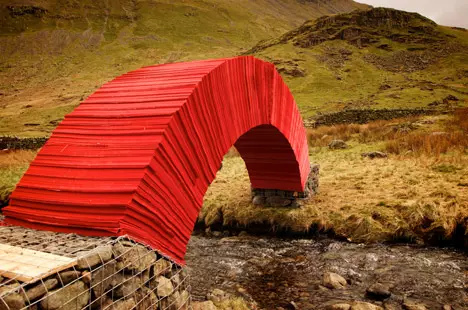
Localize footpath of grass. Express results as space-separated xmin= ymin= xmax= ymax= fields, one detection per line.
xmin=201 ymin=111 xmax=468 ymax=246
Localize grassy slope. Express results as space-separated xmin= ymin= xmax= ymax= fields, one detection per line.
xmin=249 ymin=8 xmax=468 ymax=118
xmin=0 ymin=0 xmax=367 ymax=137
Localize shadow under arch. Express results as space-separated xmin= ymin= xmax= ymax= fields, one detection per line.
xmin=4 ymin=56 xmax=310 ymax=264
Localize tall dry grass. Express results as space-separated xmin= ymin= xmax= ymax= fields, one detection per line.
xmin=384 ymin=108 xmax=468 ymax=157
xmin=307 ymin=110 xmax=468 ymax=157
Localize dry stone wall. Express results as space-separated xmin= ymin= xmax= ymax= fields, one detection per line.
xmin=251 ymin=164 xmax=319 ymax=207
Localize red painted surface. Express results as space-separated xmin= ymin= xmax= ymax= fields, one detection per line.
xmin=3 ymin=56 xmax=310 ymax=264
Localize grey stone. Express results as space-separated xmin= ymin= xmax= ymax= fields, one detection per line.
xmin=40 ymin=281 xmax=89 ymax=310
xmin=135 ymin=288 xmax=157 ymax=310
xmin=329 ymin=140 xmax=348 ymax=149
xmin=366 ymin=283 xmax=391 ymax=300
xmin=26 ymin=278 xmax=59 ymax=301
xmin=76 ymin=246 xmax=113 ymax=269
xmin=113 ymin=243 xmax=156 ymax=272
xmin=91 ymin=261 xmax=116 ymax=298
xmin=58 ymin=271 xmax=80 ymax=286
xmin=361 ymin=151 xmax=388 ymax=159
xmin=351 ymin=301 xmax=384 ymax=310
xmin=156 ymin=276 xmax=173 ymax=297
xmin=153 ymin=259 xmax=172 ymax=277
xmin=0 ymin=285 xmax=25 ymax=310
xmin=177 ymin=290 xmax=190 ymax=310
xmin=265 ymin=196 xmax=292 ymax=207
xmin=252 ymin=195 xmax=265 ymax=205
xmin=192 ymin=301 xmax=218 ymax=310
xmin=112 ymin=298 xmax=136 ymax=310
xmin=323 ymin=272 xmax=347 ymax=289
xmin=112 ymin=274 xmax=142 ymax=299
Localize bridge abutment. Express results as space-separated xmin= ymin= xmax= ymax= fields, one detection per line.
xmin=251 ymin=163 xmax=319 ymax=207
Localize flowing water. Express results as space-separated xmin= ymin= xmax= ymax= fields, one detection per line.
xmin=186 ymin=234 xmax=467 ymax=309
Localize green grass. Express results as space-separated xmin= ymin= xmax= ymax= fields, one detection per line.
xmin=0 ymin=0 xmax=366 ymax=137
xmin=0 ymin=150 xmax=37 ymax=204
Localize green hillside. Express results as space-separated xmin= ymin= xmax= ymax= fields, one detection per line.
xmin=0 ymin=0 xmax=367 ymax=136
xmin=248 ymin=7 xmax=468 ymax=120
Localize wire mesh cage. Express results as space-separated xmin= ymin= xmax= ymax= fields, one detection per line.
xmin=0 ymin=219 xmax=191 ymax=310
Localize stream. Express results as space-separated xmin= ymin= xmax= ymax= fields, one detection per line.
xmin=186 ymin=234 xmax=467 ymax=309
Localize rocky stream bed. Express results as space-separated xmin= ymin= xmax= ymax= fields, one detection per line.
xmin=186 ymin=234 xmax=467 ymax=310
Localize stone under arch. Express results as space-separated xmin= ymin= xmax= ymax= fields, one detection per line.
xmin=4 ymin=56 xmax=310 ymax=264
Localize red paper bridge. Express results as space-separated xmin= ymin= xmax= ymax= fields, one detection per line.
xmin=3 ymin=56 xmax=310 ymax=264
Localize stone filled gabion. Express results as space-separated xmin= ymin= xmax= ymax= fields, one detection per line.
xmin=251 ymin=163 xmax=319 ymax=207
xmin=0 ymin=224 xmax=191 ymax=310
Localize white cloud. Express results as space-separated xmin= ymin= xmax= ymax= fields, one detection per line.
xmin=357 ymin=0 xmax=468 ymax=28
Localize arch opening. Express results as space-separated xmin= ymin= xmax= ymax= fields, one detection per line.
xmin=3 ymin=56 xmax=310 ymax=264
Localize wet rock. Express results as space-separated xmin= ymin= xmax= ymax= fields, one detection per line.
xmin=366 ymin=283 xmax=391 ymax=300
xmin=361 ymin=151 xmax=388 ymax=159
xmin=76 ymin=246 xmax=113 ymax=269
xmin=323 ymin=272 xmax=347 ymax=289
xmin=402 ymin=301 xmax=427 ymax=310
xmin=40 ymin=281 xmax=89 ymax=310
xmin=207 ymin=288 xmax=230 ymax=303
xmin=327 ymin=303 xmax=351 ymax=310
xmin=252 ymin=196 xmax=266 ymax=205
xmin=26 ymin=278 xmax=58 ymax=301
xmin=351 ymin=301 xmax=384 ymax=310
xmin=0 ymin=284 xmax=25 ymax=310
xmin=112 ymin=298 xmax=136 ymax=310
xmin=192 ymin=301 xmax=218 ymax=310
xmin=329 ymin=140 xmax=348 ymax=149
xmin=58 ymin=271 xmax=80 ymax=286
xmin=156 ymin=276 xmax=174 ymax=297
xmin=113 ymin=243 xmax=156 ymax=272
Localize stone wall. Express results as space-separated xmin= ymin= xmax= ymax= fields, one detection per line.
xmin=0 ymin=224 xmax=190 ymax=310
xmin=306 ymin=108 xmax=437 ymax=127
xmin=0 ymin=136 xmax=48 ymax=150
xmin=251 ymin=164 xmax=319 ymax=207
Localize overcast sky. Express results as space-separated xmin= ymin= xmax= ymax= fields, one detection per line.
xmin=357 ymin=0 xmax=468 ymax=28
